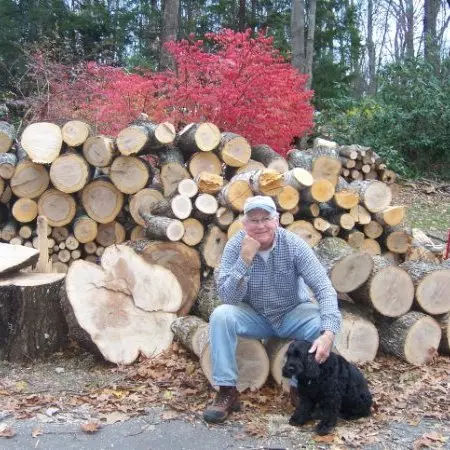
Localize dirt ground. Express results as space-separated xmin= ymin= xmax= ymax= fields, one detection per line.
xmin=0 ymin=180 xmax=449 ymax=448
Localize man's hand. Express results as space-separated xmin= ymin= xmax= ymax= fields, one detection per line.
xmin=240 ymin=235 xmax=261 ymax=265
xmin=309 ymin=331 xmax=334 ymax=364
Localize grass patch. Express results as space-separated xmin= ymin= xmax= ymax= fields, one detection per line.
xmin=405 ymin=201 xmax=450 ymax=231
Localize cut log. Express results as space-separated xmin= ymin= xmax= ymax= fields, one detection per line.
xmin=190 ymin=272 xmax=222 ymax=322
xmin=216 ymin=132 xmax=251 ymax=167
xmin=177 ymin=178 xmax=198 ymax=198
xmin=280 ymin=211 xmax=295 ymax=226
xmin=0 ymin=153 xmax=17 ymax=179
xmin=377 ymin=311 xmax=441 ymax=365
xmin=399 ymin=261 xmax=450 ymax=315
xmin=37 ymin=189 xmax=76 ymax=227
xmin=310 ymin=150 xmax=342 ymax=186
xmin=116 ymin=121 xmax=176 ymax=155
xmin=11 ymin=197 xmax=38 ymax=223
xmin=18 ymin=225 xmax=33 ymax=239
xmin=338 ymin=145 xmax=358 ymax=160
xmin=359 ymin=238 xmax=381 ymax=256
xmin=160 ymin=162 xmax=190 ymax=198
xmin=110 ymin=156 xmax=149 ymax=194
xmin=283 ymin=168 xmax=314 ymax=191
xmin=313 ymin=138 xmax=338 ymax=150
xmin=65 ymin=234 xmax=79 ymax=251
xmin=314 ymin=237 xmax=354 ymax=275
xmin=50 ymin=152 xmax=91 ymax=193
xmin=73 ymin=215 xmax=98 ymax=244
xmin=286 ymin=220 xmax=322 ymax=247
xmin=0 ymin=184 xmax=12 ymax=204
xmin=96 ymin=221 xmax=126 ymax=247
xmin=233 ymin=169 xmax=284 ymax=196
xmin=177 ymin=123 xmax=221 ymax=153
xmin=218 ymin=178 xmax=253 ymax=212
xmin=82 ymin=180 xmax=124 ymax=224
xmin=274 ymin=185 xmax=299 ymax=211
xmin=382 ymin=227 xmax=412 ymax=254
xmin=61 ymin=120 xmax=92 ymax=147
xmin=129 ymin=188 xmax=164 ymax=226
xmin=195 ymin=172 xmax=224 ymax=194
xmin=52 ymin=226 xmax=69 ymax=243
xmin=187 ymin=151 xmax=222 ymax=178
xmin=340 ymin=229 xmax=365 ymax=249
xmin=9 ymin=237 xmax=22 ymax=245
xmin=82 ymin=135 xmax=116 ymax=167
xmin=227 ymin=218 xmax=244 ymax=239
xmin=335 ymin=301 xmax=379 ymax=363
xmin=10 ymin=160 xmax=49 ymax=198
xmin=405 ymin=245 xmax=440 ymax=264
xmin=200 ymin=337 xmax=270 ymax=392
xmin=214 ymin=207 xmax=235 ymax=231
xmin=350 ymin=256 xmax=414 ymax=317
xmin=251 ymin=144 xmax=289 ymax=173
xmin=125 ymin=240 xmax=201 ymax=316
xmin=200 ymin=225 xmax=228 ymax=268
xmin=171 ymin=315 xmax=209 ymax=356
xmin=195 ymin=193 xmax=219 ymax=216
xmin=378 ymin=169 xmax=396 ymax=184
xmin=234 ymin=159 xmax=266 ymax=174
xmin=58 ymin=249 xmax=71 ymax=263
xmin=0 ymin=243 xmax=39 ymax=274
xmin=363 ymin=221 xmax=384 ymax=239
xmin=349 ymin=180 xmax=392 ymax=213
xmin=349 ymin=205 xmax=371 ymax=225
xmin=330 ymin=252 xmax=374 ymax=293
xmin=374 ymin=206 xmax=405 ymax=227
xmin=20 ymin=122 xmax=62 ymax=163
xmin=287 ymin=149 xmax=313 ymax=171
xmin=0 ymin=272 xmax=66 ymax=361
xmin=265 ymin=338 xmax=293 ymax=392
xmin=84 ymin=241 xmax=98 ymax=255
xmin=0 ymin=122 xmax=15 ymax=152
xmin=1 ymin=220 xmax=17 ymax=241
xmin=151 ymin=195 xmax=193 ymax=220
xmin=437 ymin=313 xmax=450 ymax=354
xmin=182 ymin=218 xmax=204 ymax=246
xmin=327 ymin=213 xmax=355 ymax=230
xmin=141 ymin=213 xmax=184 ymax=242
xmin=65 ymin=256 xmax=181 ymax=364
xmin=301 ymin=179 xmax=335 ymax=203
xmin=296 ymin=202 xmax=320 ymax=218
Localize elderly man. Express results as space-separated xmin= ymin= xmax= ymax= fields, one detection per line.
xmin=203 ymin=195 xmax=341 ymax=424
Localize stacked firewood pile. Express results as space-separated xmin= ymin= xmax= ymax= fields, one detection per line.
xmin=0 ymin=119 xmax=448 ymax=393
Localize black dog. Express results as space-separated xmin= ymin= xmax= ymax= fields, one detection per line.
xmin=282 ymin=340 xmax=372 ymax=435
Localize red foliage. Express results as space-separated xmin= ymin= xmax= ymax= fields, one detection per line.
xmin=28 ymin=30 xmax=314 ymax=154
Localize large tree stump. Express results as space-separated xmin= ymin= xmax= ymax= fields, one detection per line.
xmin=335 ymin=301 xmax=379 ymax=363
xmin=0 ymin=243 xmax=39 ymax=274
xmin=350 ymin=256 xmax=414 ymax=317
xmin=0 ymin=272 xmax=67 ymax=361
xmin=377 ymin=311 xmax=441 ymax=365
xmin=399 ymin=261 xmax=450 ymax=315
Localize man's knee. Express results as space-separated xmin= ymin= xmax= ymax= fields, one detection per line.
xmin=210 ymin=304 xmax=238 ymax=327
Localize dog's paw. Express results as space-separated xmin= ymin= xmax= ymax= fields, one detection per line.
xmin=289 ymin=415 xmax=308 ymax=427
xmin=315 ymin=421 xmax=334 ymax=435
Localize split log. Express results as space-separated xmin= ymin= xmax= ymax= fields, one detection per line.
xmin=61 ymin=120 xmax=92 ymax=147
xmin=110 ymin=156 xmax=149 ymax=194
xmin=286 ymin=221 xmax=322 ymax=247
xmin=129 ymin=188 xmax=164 ymax=226
xmin=190 ymin=273 xmax=221 ymax=322
xmin=187 ymin=152 xmax=222 ymax=178
xmin=350 ymin=256 xmax=414 ymax=317
xmin=218 ymin=178 xmax=253 ymax=212
xmin=265 ymin=338 xmax=293 ymax=392
xmin=82 ymin=136 xmax=116 ymax=167
xmin=0 ymin=272 xmax=67 ymax=361
xmin=10 ymin=160 xmax=50 ymax=198
xmin=216 ymin=132 xmax=251 ymax=167
xmin=170 ymin=315 xmax=209 ymax=356
xmin=0 ymin=243 xmax=39 ymax=274
xmin=377 ymin=311 xmax=441 ymax=365
xmin=49 ymin=152 xmax=91 ymax=193
xmin=195 ymin=172 xmax=224 ymax=195
xmin=334 ymin=301 xmax=379 ymax=363
xmin=437 ymin=313 xmax=450 ymax=354
xmin=177 ymin=123 xmax=221 ymax=153
xmin=116 ymin=121 xmax=176 ymax=155
xmin=233 ymin=169 xmax=284 ymax=196
xmin=125 ymin=240 xmax=201 ymax=316
xmin=182 ymin=218 xmax=204 ymax=246
xmin=200 ymin=337 xmax=270 ymax=392
xmin=141 ymin=213 xmax=184 ymax=242
xmin=283 ymin=168 xmax=314 ymax=191
xmin=82 ymin=180 xmax=124 ymax=224
xmin=0 ymin=153 xmax=17 ymax=179
xmin=200 ymin=225 xmax=228 ymax=268
xmin=251 ymin=144 xmax=289 ymax=173
xmin=349 ymin=180 xmax=392 ymax=213
xmin=0 ymin=122 xmax=15 ymax=152
xmin=20 ymin=122 xmax=63 ymax=163
xmin=96 ymin=221 xmax=126 ymax=247
xmin=73 ymin=215 xmax=98 ymax=244
xmin=65 ymin=254 xmax=181 ymax=364
xmin=399 ymin=261 xmax=450 ymax=315
xmin=11 ymin=198 xmax=38 ymax=223
xmin=38 ymin=189 xmax=76 ymax=227
xmin=349 ymin=205 xmax=371 ymax=225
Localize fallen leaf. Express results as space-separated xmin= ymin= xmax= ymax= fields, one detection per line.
xmin=313 ymin=433 xmax=336 ymax=443
xmin=161 ymin=411 xmax=178 ymax=421
xmin=99 ymin=412 xmax=130 ymax=425
xmin=80 ymin=422 xmax=101 ymax=433
xmin=31 ymin=426 xmax=43 ymax=438
xmin=0 ymin=424 xmax=15 ymax=438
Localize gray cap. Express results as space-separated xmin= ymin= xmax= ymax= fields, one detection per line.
xmin=244 ymin=196 xmax=277 ymax=215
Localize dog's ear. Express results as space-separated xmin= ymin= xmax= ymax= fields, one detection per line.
xmin=305 ymin=352 xmax=321 ymax=378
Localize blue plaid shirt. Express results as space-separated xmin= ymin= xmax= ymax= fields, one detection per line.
xmin=217 ymin=227 xmax=341 ymax=334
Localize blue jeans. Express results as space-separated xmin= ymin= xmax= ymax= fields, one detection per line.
xmin=209 ymin=302 xmax=321 ymax=386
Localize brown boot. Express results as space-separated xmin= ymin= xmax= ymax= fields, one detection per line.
xmin=290 ymin=385 xmax=299 ymax=408
xmin=203 ymin=386 xmax=240 ymax=423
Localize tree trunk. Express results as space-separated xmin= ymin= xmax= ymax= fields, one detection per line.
xmin=423 ymin=0 xmax=440 ymax=72
xmin=159 ymin=0 xmax=180 ymax=70
xmin=304 ymin=0 xmax=316 ymax=90
xmin=291 ymin=0 xmax=306 ymax=73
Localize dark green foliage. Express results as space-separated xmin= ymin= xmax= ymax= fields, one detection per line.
xmin=317 ymin=59 xmax=450 ymax=180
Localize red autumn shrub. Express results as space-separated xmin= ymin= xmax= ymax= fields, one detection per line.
xmin=28 ymin=29 xmax=314 ymax=154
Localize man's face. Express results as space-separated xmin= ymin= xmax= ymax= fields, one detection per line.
xmin=243 ymin=209 xmax=278 ymax=249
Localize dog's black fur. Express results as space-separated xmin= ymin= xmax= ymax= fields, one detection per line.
xmin=282 ymin=340 xmax=372 ymax=435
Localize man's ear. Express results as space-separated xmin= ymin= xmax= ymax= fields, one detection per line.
xmin=305 ymin=352 xmax=321 ymax=378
